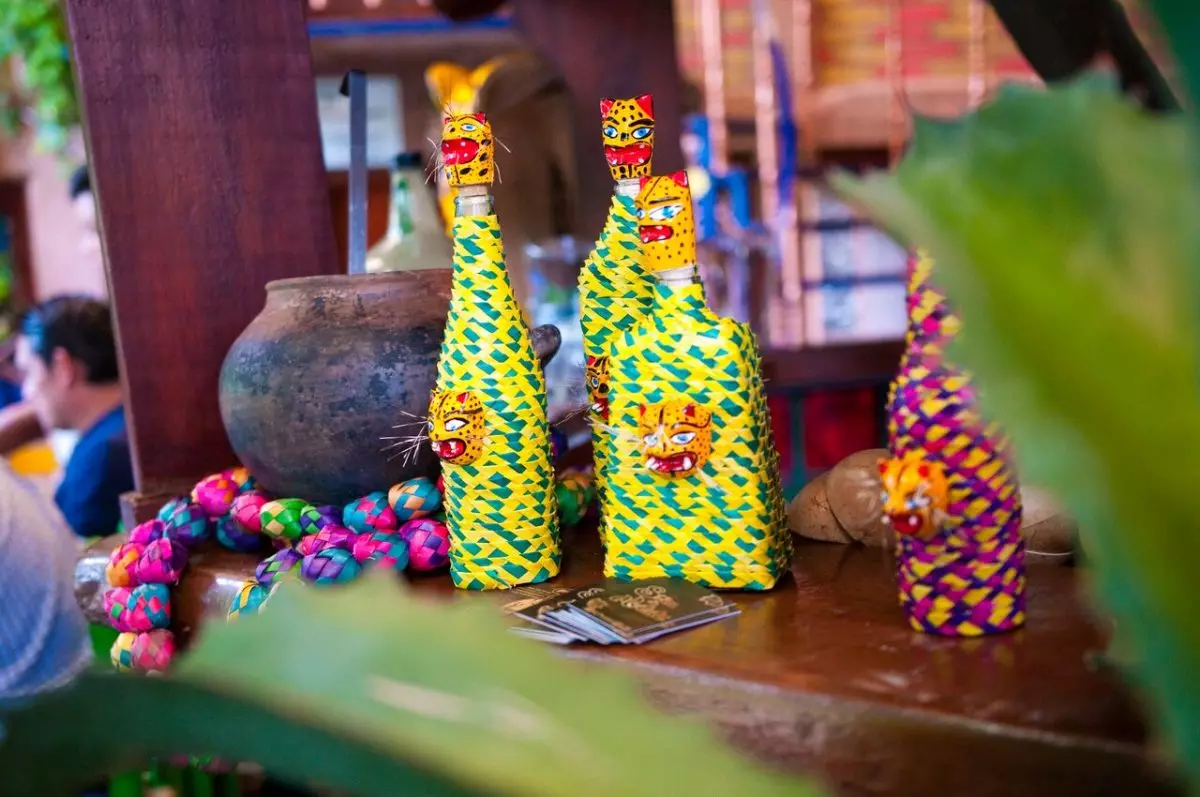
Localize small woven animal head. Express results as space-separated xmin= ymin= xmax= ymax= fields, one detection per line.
xmin=585 ymin=354 xmax=610 ymax=420
xmin=635 ymin=171 xmax=697 ymax=272
xmin=428 ymin=389 xmax=486 ymax=465
xmin=440 ymin=112 xmax=495 ymax=188
xmin=600 ymin=95 xmax=654 ymax=181
xmin=878 ymin=451 xmax=949 ymax=539
xmin=638 ymin=400 xmax=712 ymax=478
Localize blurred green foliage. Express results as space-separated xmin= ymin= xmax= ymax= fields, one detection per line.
xmin=0 ymin=0 xmax=77 ymax=152
xmin=0 ymin=574 xmax=821 ymax=796
xmin=833 ymin=65 xmax=1200 ymax=796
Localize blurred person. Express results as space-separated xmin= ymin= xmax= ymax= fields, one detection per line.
xmin=0 ymin=462 xmax=92 ymax=705
xmin=15 ymin=297 xmax=133 ymax=538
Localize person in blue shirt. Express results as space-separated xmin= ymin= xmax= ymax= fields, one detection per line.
xmin=14 ymin=297 xmax=133 ymax=538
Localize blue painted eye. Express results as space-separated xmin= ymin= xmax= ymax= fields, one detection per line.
xmin=445 ymin=418 xmax=467 ymax=432
xmin=670 ymin=432 xmax=696 ymax=445
xmin=632 ymin=126 xmax=652 ymax=140
xmin=647 ymin=203 xmax=682 ymax=222
xmin=637 ymin=208 xmax=645 ymax=219
xmin=461 ymin=123 xmax=477 ymax=132
xmin=603 ymin=125 xmax=618 ymax=138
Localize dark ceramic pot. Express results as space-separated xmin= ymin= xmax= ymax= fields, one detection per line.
xmin=219 ymin=271 xmax=560 ymax=506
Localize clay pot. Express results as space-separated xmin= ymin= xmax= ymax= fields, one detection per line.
xmin=219 ymin=271 xmax=560 ymax=506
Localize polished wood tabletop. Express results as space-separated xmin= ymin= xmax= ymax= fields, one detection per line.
xmin=76 ymin=521 xmax=1178 ymax=797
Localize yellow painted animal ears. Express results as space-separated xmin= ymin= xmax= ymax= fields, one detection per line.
xmin=425 ymin=58 xmax=506 ymax=114
xmin=637 ymin=169 xmax=689 ymax=194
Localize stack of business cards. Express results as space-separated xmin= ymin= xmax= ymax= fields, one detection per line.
xmin=501 ymin=578 xmax=739 ymax=645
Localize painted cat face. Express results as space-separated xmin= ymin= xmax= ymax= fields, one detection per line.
xmin=428 ymin=389 xmax=486 ymax=465
xmin=585 ymin=355 xmax=610 ymax=420
xmin=636 ymin=171 xmax=697 ymax=272
xmin=440 ymin=112 xmax=494 ymax=188
xmin=600 ymin=95 xmax=655 ymax=181
xmin=878 ymin=451 xmax=949 ymax=539
xmin=638 ymin=400 xmax=712 ymax=478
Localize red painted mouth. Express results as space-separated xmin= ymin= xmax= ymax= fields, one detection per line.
xmin=605 ymin=143 xmax=651 ymax=167
xmin=639 ymin=224 xmax=673 ymax=244
xmin=647 ymin=453 xmax=696 ymax=474
xmin=441 ymin=138 xmax=480 ymax=166
xmin=885 ymin=512 xmax=925 ymax=536
xmin=590 ymin=397 xmax=610 ymax=421
xmin=433 ymin=439 xmax=467 ymax=461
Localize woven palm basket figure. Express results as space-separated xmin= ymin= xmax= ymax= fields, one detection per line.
xmin=430 ymin=111 xmax=560 ymax=590
xmin=579 ymin=94 xmax=657 ymax=550
xmin=881 ymin=249 xmax=1026 ymax=636
xmin=603 ymin=170 xmax=790 ymax=590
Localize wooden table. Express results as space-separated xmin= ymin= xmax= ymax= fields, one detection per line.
xmin=75 ymin=523 xmax=1177 ymax=797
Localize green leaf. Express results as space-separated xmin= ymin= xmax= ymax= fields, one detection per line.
xmin=0 ymin=574 xmax=816 ymax=797
xmin=832 ymin=75 xmax=1200 ymax=790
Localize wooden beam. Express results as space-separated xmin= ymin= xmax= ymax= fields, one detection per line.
xmin=65 ymin=0 xmax=339 ymax=496
xmin=508 ymin=0 xmax=685 ymax=235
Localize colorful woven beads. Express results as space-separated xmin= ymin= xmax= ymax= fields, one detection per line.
xmin=128 ymin=519 xmax=166 ymax=546
xmin=550 ymin=426 xmax=569 ymax=462
xmin=313 ymin=505 xmax=343 ymax=530
xmin=226 ymin=466 xmax=257 ymax=494
xmin=215 ymin=515 xmax=263 ymax=553
xmin=387 ymin=478 xmax=442 ymax=522
xmin=256 ymin=548 xmax=301 ymax=587
xmin=104 ymin=583 xmax=171 ymax=633
xmin=405 ymin=519 xmax=450 ymax=571
xmin=164 ymin=502 xmax=212 ymax=549
xmin=134 ymin=538 xmax=189 ymax=584
xmin=301 ymin=548 xmax=362 ymax=585
xmin=296 ymin=526 xmax=356 ymax=557
xmin=192 ymin=474 xmax=239 ymax=518
xmin=352 ymin=531 xmax=409 ymax=572
xmin=111 ymin=629 xmax=176 ymax=673
xmin=261 ymin=498 xmax=321 ymax=544
xmin=231 ymin=491 xmax=268 ymax=533
xmin=106 ymin=542 xmax=145 ymax=588
xmin=156 ymin=496 xmax=190 ymax=524
xmin=343 ymin=492 xmax=398 ymax=534
xmin=228 ymin=578 xmax=272 ymax=620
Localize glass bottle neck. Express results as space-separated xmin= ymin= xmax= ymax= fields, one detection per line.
xmin=454 ymin=186 xmax=493 ymax=217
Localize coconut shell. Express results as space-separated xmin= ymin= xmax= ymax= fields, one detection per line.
xmin=1020 ymin=484 xmax=1077 ymax=565
xmin=826 ymin=449 xmax=893 ymax=547
xmin=786 ymin=471 xmax=853 ymax=544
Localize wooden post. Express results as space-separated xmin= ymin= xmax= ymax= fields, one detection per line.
xmin=65 ymin=0 xmax=339 ymax=518
xmin=508 ymin=0 xmax=685 ymax=236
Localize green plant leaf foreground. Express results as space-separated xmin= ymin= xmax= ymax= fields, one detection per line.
xmin=832 ymin=74 xmax=1200 ymax=790
xmin=0 ymin=573 xmax=815 ymax=797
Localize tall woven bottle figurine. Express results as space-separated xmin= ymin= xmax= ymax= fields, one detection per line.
xmin=579 ymin=95 xmax=656 ymax=548
xmin=429 ymin=111 xmax=560 ymax=590
xmin=603 ymin=171 xmax=789 ymax=589
xmin=880 ymin=249 xmax=1025 ymax=635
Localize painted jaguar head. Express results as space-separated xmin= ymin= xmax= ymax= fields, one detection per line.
xmin=585 ymin=354 xmax=611 ymax=420
xmin=440 ymin=112 xmax=494 ymax=188
xmin=635 ymin=170 xmax=697 ymax=273
xmin=600 ymin=95 xmax=655 ymax=181
xmin=428 ymin=389 xmax=486 ymax=465
xmin=878 ymin=450 xmax=949 ymax=539
xmin=638 ymin=400 xmax=713 ymax=478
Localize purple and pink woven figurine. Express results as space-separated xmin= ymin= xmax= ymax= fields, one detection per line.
xmin=301 ymin=548 xmax=362 ymax=585
xmin=164 ymin=502 xmax=212 ymax=549
xmin=879 ymin=250 xmax=1025 ymax=637
xmin=193 ymin=473 xmax=239 ymax=518
xmin=352 ymin=531 xmax=409 ymax=573
xmin=343 ymin=492 xmax=398 ymax=535
xmin=405 ymin=519 xmax=450 ymax=571
xmin=104 ymin=583 xmax=171 ymax=633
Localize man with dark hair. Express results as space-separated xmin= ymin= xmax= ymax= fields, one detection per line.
xmin=14 ymin=296 xmax=133 ymax=538
xmin=69 ymin=164 xmax=102 ymax=263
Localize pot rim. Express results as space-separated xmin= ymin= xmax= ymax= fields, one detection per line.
xmin=267 ymin=270 xmax=451 ymax=293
